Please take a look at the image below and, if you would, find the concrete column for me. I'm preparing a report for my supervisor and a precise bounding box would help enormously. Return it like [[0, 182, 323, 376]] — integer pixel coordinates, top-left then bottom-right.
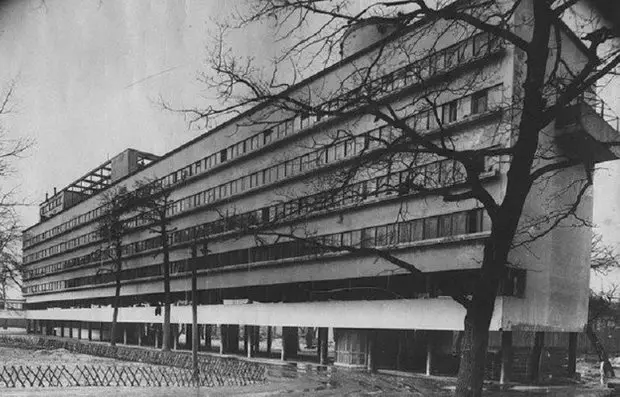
[[137, 324, 142, 346], [77, 323, 82, 340], [186, 323, 193, 350], [204, 325, 212, 350], [568, 332, 577, 377], [367, 330, 377, 373], [281, 326, 298, 361], [396, 330, 407, 370], [219, 324, 240, 354], [529, 331, 545, 383], [318, 327, 329, 365], [88, 323, 92, 341], [500, 331, 513, 385], [266, 326, 272, 355], [99, 323, 104, 341], [173, 325, 178, 350], [60, 324, 65, 338], [196, 324, 202, 350], [219, 325, 226, 354], [68, 323, 73, 338], [123, 326, 128, 345], [426, 331, 434, 376], [228, 324, 240, 353], [247, 326, 254, 358], [253, 326, 260, 354], [155, 325, 160, 349]]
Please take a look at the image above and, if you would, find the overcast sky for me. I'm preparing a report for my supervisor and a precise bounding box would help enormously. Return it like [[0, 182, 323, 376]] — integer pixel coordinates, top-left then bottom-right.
[[1, 0, 620, 288]]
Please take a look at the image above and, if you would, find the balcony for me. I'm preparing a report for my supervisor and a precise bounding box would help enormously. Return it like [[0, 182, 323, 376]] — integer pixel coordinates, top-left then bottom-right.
[[556, 92, 620, 163]]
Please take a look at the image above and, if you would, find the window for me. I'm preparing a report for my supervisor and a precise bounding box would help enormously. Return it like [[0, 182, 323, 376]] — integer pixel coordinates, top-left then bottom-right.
[[438, 215, 453, 237], [445, 46, 458, 69], [442, 101, 458, 124], [275, 123, 285, 139], [285, 119, 295, 136], [452, 212, 468, 235], [269, 167, 278, 183], [300, 113, 310, 129], [471, 90, 488, 114], [264, 129, 273, 145], [361, 228, 375, 248], [220, 149, 228, 163], [375, 225, 388, 246], [467, 209, 484, 233], [300, 154, 311, 172], [261, 207, 270, 223], [250, 173, 260, 188], [345, 139, 355, 157], [341, 231, 353, 247], [423, 217, 438, 239], [235, 142, 244, 157], [219, 184, 228, 198], [398, 222, 412, 243]]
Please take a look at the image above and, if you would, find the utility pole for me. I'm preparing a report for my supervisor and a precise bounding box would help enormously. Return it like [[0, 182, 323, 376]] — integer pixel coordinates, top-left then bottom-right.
[[190, 244, 200, 383]]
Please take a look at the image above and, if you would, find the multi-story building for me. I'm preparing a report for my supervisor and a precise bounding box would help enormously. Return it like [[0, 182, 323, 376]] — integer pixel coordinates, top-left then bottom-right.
[[20, 0, 620, 381]]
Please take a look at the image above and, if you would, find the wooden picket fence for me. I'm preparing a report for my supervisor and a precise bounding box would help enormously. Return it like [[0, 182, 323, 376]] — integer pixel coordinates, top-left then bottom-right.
[[0, 363, 264, 388]]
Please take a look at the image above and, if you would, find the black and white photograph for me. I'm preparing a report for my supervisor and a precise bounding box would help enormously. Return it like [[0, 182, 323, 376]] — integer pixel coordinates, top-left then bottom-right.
[[1, 0, 620, 396]]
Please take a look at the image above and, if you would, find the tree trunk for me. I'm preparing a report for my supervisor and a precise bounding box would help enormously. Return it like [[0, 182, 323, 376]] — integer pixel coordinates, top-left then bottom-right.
[[161, 223, 172, 351], [455, 298, 496, 397], [586, 323, 615, 378], [110, 249, 122, 347]]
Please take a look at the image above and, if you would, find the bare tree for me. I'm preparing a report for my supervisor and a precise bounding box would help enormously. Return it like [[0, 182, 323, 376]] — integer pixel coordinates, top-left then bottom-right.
[[0, 80, 32, 304], [587, 234, 620, 379], [129, 179, 175, 351], [167, 1, 620, 395], [0, 217, 22, 307], [95, 186, 130, 346]]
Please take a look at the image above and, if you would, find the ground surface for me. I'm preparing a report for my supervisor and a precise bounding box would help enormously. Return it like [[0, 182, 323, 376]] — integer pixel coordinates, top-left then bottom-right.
[[0, 344, 615, 396], [0, 345, 140, 366]]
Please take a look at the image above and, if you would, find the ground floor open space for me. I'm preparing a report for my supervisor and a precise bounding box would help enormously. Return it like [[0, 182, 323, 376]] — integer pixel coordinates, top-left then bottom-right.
[[0, 340, 613, 397], [24, 317, 587, 385]]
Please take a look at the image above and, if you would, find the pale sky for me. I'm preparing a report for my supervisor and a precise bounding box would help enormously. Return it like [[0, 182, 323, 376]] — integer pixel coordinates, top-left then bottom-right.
[[0, 0, 293, 227], [1, 0, 619, 289]]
